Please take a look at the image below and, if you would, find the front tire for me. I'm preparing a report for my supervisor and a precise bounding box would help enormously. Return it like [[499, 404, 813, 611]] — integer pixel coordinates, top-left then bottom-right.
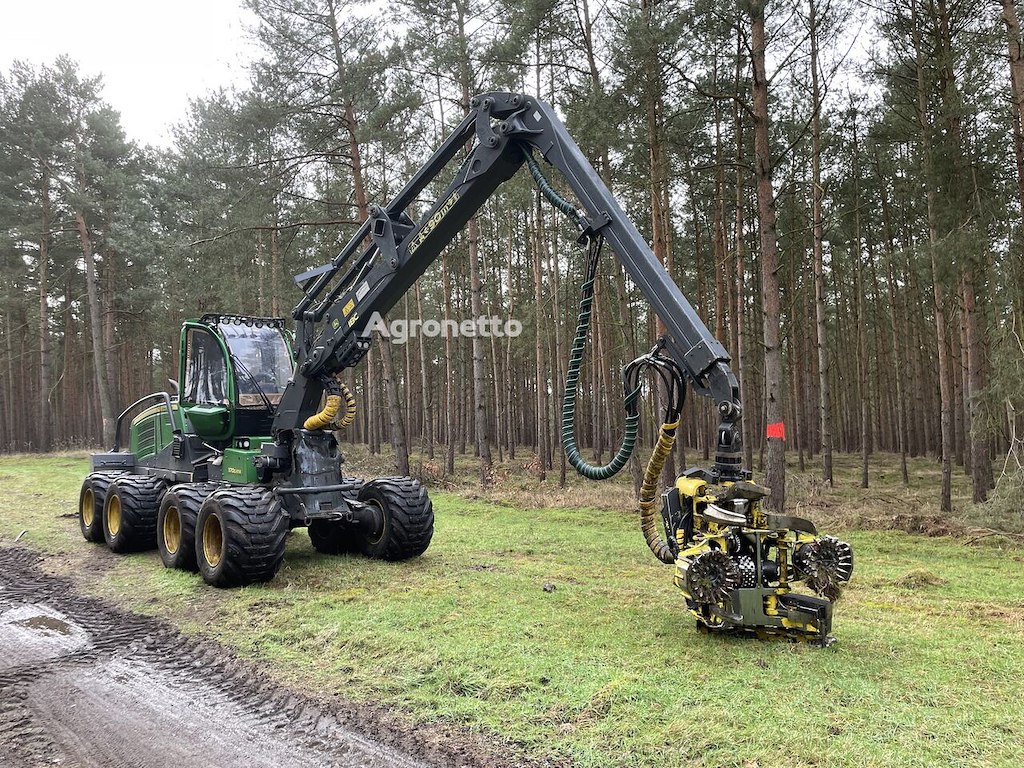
[[195, 487, 288, 588], [103, 476, 165, 553], [158, 483, 216, 571], [78, 472, 124, 542], [356, 477, 433, 561]]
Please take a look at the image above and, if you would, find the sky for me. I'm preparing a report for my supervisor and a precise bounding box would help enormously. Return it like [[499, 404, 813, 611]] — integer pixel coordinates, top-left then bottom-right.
[[0, 0, 258, 147]]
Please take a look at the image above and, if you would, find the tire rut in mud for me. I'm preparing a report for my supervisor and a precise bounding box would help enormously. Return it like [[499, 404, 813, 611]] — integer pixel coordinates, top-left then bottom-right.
[[0, 546, 525, 768]]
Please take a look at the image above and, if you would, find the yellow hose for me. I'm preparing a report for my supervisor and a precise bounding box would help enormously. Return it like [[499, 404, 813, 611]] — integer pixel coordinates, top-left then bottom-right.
[[639, 420, 679, 564], [333, 381, 357, 429], [303, 395, 341, 430]]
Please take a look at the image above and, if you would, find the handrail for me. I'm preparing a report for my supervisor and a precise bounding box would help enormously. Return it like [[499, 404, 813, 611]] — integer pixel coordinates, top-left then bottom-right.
[[112, 392, 183, 452]]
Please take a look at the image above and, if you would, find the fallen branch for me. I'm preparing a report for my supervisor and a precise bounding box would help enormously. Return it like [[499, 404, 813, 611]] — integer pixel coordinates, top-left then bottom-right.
[[964, 527, 1024, 545]]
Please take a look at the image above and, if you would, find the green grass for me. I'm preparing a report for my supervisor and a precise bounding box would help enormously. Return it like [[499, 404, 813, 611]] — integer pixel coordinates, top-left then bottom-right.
[[1, 451, 1022, 767]]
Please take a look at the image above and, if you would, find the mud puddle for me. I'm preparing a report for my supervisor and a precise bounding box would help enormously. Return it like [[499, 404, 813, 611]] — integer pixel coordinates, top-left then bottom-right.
[[0, 547, 512, 768]]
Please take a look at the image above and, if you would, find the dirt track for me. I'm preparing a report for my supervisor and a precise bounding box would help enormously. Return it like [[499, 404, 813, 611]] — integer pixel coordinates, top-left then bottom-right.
[[0, 547, 500, 768]]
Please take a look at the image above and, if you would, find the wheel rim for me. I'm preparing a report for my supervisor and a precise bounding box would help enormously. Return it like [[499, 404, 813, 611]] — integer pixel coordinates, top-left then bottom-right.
[[81, 488, 94, 527], [163, 505, 181, 554], [202, 513, 224, 567], [107, 495, 121, 536], [365, 500, 387, 545]]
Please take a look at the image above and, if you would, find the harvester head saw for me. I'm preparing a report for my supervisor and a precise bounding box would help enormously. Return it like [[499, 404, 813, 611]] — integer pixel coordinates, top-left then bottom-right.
[[667, 476, 853, 645]]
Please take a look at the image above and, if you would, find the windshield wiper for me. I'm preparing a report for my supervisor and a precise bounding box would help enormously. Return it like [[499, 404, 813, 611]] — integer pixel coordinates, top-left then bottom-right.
[[231, 355, 275, 412]]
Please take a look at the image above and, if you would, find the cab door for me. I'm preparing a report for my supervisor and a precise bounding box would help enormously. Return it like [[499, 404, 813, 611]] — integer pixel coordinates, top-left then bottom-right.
[[178, 323, 234, 440]]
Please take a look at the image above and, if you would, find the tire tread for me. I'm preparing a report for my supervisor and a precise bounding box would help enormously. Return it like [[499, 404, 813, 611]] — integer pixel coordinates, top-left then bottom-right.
[[358, 476, 433, 561], [197, 487, 288, 588], [104, 475, 166, 553]]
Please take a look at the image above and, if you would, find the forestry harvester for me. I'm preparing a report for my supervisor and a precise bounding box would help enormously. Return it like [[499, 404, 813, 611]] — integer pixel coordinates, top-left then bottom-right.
[[79, 92, 853, 643]]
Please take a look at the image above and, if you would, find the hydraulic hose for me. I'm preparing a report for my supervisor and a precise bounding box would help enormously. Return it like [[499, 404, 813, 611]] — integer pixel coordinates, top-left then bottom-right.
[[304, 396, 340, 430], [528, 149, 683, 491], [639, 420, 680, 564], [304, 376, 342, 430], [524, 152, 582, 226], [561, 236, 641, 480], [333, 380, 357, 429]]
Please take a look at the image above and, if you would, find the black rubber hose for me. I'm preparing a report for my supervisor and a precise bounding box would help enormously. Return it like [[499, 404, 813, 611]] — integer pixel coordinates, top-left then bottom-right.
[[560, 238, 640, 481]]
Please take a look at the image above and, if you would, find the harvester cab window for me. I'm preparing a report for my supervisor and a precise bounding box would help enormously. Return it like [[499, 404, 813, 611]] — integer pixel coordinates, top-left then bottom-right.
[[182, 328, 228, 406], [218, 322, 292, 407]]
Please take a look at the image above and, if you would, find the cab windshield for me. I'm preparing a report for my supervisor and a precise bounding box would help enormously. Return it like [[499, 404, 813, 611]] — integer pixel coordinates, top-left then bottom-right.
[[219, 323, 293, 407]]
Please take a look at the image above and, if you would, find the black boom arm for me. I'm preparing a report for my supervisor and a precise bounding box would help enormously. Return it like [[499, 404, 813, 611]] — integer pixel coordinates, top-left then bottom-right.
[[273, 92, 745, 481]]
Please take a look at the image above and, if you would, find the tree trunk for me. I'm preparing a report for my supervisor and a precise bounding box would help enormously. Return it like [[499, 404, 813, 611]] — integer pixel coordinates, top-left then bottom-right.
[[877, 147, 910, 485], [75, 211, 115, 448], [963, 265, 991, 501], [851, 114, 869, 488], [1002, 0, 1024, 318], [415, 282, 434, 459], [750, 1, 786, 512], [442, 250, 457, 475], [467, 215, 492, 485], [37, 171, 51, 451], [810, 0, 833, 485], [733, 52, 754, 474], [531, 202, 549, 480], [270, 228, 281, 317]]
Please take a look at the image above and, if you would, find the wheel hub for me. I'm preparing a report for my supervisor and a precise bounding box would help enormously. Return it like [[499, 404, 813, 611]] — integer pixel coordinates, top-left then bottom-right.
[[107, 495, 121, 536], [81, 489, 94, 527], [361, 500, 387, 545], [163, 505, 181, 555], [202, 514, 224, 567]]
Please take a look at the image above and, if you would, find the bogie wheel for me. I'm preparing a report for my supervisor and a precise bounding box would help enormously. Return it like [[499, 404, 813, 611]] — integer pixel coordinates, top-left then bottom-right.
[[195, 487, 288, 588], [103, 476, 166, 553], [158, 483, 217, 571], [78, 472, 124, 542], [357, 477, 433, 561], [308, 477, 363, 555]]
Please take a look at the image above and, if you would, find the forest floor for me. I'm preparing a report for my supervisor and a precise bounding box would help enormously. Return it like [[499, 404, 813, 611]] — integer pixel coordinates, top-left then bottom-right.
[[0, 450, 1021, 768]]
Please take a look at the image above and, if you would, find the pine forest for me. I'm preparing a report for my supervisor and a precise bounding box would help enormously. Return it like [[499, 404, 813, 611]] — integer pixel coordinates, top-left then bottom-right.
[[2, 0, 1023, 517]]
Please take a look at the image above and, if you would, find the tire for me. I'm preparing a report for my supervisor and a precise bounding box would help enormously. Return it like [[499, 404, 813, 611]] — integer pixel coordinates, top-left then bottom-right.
[[308, 477, 364, 555], [103, 476, 166, 553], [356, 477, 433, 561], [158, 483, 217, 571], [195, 487, 288, 588], [78, 472, 124, 542]]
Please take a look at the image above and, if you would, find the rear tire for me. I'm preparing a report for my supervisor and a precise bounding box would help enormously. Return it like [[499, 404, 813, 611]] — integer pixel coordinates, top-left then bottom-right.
[[308, 477, 363, 555], [158, 483, 216, 571], [356, 477, 433, 561], [78, 472, 124, 542], [103, 476, 165, 553], [195, 487, 288, 588]]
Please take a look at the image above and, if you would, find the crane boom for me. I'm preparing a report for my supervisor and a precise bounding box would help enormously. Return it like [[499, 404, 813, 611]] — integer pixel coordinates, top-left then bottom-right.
[[273, 91, 745, 481]]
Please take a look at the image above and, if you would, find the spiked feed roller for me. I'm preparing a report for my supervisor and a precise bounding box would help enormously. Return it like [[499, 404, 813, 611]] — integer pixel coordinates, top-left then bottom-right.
[[684, 549, 741, 604]]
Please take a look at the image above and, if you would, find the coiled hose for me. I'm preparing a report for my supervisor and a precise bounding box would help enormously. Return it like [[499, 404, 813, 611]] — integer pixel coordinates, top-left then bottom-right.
[[639, 420, 680, 563], [528, 150, 643, 480], [525, 152, 581, 225], [303, 375, 343, 430], [560, 235, 642, 480], [333, 380, 357, 429]]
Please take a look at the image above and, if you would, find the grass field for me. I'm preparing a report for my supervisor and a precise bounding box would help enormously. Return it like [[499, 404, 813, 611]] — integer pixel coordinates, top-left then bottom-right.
[[0, 450, 1021, 767]]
